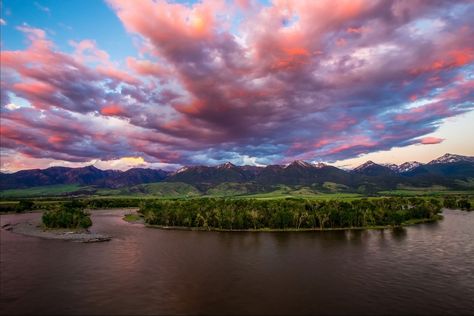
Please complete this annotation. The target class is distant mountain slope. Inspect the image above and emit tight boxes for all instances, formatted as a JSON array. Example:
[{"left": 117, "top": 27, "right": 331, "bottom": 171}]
[
  {"left": 0, "top": 166, "right": 168, "bottom": 190},
  {"left": 353, "top": 161, "right": 397, "bottom": 177},
  {"left": 404, "top": 161, "right": 474, "bottom": 179},
  {"left": 124, "top": 182, "right": 201, "bottom": 197},
  {"left": 105, "top": 168, "right": 169, "bottom": 188},
  {"left": 253, "top": 161, "right": 353, "bottom": 186},
  {"left": 167, "top": 163, "right": 254, "bottom": 185},
  {"left": 428, "top": 153, "right": 474, "bottom": 164},
  {"left": 398, "top": 161, "right": 422, "bottom": 173},
  {"left": 1, "top": 153, "right": 473, "bottom": 193}
]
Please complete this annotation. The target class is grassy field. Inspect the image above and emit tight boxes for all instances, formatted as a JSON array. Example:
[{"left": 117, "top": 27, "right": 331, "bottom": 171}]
[
  {"left": 378, "top": 187, "right": 473, "bottom": 196},
  {"left": 1, "top": 182, "right": 473, "bottom": 202},
  {"left": 0, "top": 184, "right": 86, "bottom": 199},
  {"left": 96, "top": 182, "right": 202, "bottom": 198},
  {"left": 206, "top": 184, "right": 362, "bottom": 200},
  {"left": 378, "top": 190, "right": 471, "bottom": 196},
  {"left": 205, "top": 182, "right": 251, "bottom": 196}
]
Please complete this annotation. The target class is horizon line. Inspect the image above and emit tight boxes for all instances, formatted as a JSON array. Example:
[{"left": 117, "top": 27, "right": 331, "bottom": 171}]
[{"left": 1, "top": 152, "right": 472, "bottom": 174}]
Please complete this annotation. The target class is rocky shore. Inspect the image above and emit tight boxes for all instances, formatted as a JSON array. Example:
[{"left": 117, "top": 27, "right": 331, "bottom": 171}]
[{"left": 1, "top": 218, "right": 111, "bottom": 243}]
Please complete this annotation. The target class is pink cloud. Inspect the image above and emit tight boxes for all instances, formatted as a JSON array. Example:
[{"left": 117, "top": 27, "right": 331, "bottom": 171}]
[
  {"left": 126, "top": 57, "right": 169, "bottom": 78},
  {"left": 100, "top": 104, "right": 125, "bottom": 116},
  {"left": 347, "top": 26, "right": 367, "bottom": 34},
  {"left": 101, "top": 104, "right": 126, "bottom": 116},
  {"left": 394, "top": 102, "right": 458, "bottom": 123},
  {"left": 419, "top": 137, "right": 444, "bottom": 145},
  {"left": 48, "top": 135, "right": 67, "bottom": 144},
  {"left": 70, "top": 39, "right": 110, "bottom": 64},
  {"left": 13, "top": 81, "right": 55, "bottom": 96},
  {"left": 97, "top": 66, "right": 139, "bottom": 85}
]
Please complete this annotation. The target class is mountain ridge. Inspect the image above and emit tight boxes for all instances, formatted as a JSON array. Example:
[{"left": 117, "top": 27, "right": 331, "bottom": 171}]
[{"left": 1, "top": 154, "right": 473, "bottom": 192}]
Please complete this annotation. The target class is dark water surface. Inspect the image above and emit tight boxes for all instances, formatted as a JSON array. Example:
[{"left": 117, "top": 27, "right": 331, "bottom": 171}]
[{"left": 1, "top": 209, "right": 473, "bottom": 315}]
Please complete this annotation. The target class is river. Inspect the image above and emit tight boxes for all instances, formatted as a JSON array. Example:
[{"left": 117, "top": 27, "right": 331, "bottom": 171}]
[{"left": 1, "top": 209, "right": 473, "bottom": 315}]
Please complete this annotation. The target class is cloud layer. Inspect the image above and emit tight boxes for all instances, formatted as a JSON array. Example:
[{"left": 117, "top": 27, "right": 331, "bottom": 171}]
[{"left": 1, "top": 0, "right": 473, "bottom": 170}]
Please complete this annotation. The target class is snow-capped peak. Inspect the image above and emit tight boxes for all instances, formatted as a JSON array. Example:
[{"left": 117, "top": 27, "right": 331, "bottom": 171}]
[
  {"left": 217, "top": 162, "right": 236, "bottom": 169},
  {"left": 382, "top": 163, "right": 399, "bottom": 171},
  {"left": 175, "top": 166, "right": 189, "bottom": 174},
  {"left": 285, "top": 160, "right": 314, "bottom": 168},
  {"left": 314, "top": 162, "right": 327, "bottom": 168},
  {"left": 354, "top": 160, "right": 377, "bottom": 171},
  {"left": 398, "top": 161, "right": 422, "bottom": 172},
  {"left": 428, "top": 153, "right": 474, "bottom": 165}
]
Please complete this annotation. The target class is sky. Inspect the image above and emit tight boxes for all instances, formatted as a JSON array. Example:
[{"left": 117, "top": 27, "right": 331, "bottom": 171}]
[{"left": 0, "top": 0, "right": 473, "bottom": 172}]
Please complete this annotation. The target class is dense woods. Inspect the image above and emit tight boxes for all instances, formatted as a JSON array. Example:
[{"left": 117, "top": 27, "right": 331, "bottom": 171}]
[
  {"left": 42, "top": 201, "right": 92, "bottom": 229},
  {"left": 139, "top": 197, "right": 444, "bottom": 230}
]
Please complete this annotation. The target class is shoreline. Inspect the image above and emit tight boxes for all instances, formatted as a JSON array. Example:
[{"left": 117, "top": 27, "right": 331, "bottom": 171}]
[
  {"left": 1, "top": 210, "right": 442, "bottom": 240},
  {"left": 2, "top": 217, "right": 112, "bottom": 243},
  {"left": 140, "top": 216, "right": 441, "bottom": 233}
]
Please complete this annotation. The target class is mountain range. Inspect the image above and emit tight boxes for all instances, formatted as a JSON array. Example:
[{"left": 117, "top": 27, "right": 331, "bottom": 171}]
[{"left": 1, "top": 153, "right": 473, "bottom": 194}]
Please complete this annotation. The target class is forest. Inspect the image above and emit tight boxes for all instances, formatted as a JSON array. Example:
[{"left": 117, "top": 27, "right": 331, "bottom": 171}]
[{"left": 139, "top": 197, "right": 445, "bottom": 230}]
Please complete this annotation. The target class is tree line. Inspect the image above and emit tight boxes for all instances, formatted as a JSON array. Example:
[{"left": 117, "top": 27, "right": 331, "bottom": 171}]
[
  {"left": 139, "top": 197, "right": 444, "bottom": 230},
  {"left": 0, "top": 198, "right": 142, "bottom": 214},
  {"left": 443, "top": 196, "right": 471, "bottom": 210}
]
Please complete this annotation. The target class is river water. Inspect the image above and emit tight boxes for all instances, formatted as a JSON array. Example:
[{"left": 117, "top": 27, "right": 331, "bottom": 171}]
[{"left": 1, "top": 209, "right": 473, "bottom": 315}]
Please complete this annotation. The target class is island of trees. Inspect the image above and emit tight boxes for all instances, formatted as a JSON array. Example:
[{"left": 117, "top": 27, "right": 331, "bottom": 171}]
[
  {"left": 139, "top": 197, "right": 444, "bottom": 231},
  {"left": 42, "top": 201, "right": 92, "bottom": 229},
  {"left": 0, "top": 195, "right": 466, "bottom": 231}
]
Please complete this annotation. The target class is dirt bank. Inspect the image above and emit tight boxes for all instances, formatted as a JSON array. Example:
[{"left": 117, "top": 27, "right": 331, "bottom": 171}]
[{"left": 1, "top": 217, "right": 111, "bottom": 243}]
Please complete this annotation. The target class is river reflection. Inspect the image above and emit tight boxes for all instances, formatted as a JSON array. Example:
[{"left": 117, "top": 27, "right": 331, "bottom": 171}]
[{"left": 1, "top": 209, "right": 473, "bottom": 315}]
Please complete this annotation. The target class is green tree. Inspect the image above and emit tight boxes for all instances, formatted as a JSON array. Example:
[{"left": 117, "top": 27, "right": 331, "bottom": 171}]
[
  {"left": 42, "top": 202, "right": 92, "bottom": 229},
  {"left": 16, "top": 200, "right": 34, "bottom": 213}
]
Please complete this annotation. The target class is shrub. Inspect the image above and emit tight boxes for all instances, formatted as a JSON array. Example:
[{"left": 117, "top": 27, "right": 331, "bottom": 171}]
[
  {"left": 457, "top": 199, "right": 471, "bottom": 211},
  {"left": 16, "top": 200, "right": 34, "bottom": 213}
]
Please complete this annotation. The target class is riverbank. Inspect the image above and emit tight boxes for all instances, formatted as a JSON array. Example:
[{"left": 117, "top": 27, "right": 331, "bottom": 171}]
[
  {"left": 140, "top": 215, "right": 442, "bottom": 232},
  {"left": 1, "top": 216, "right": 111, "bottom": 242}
]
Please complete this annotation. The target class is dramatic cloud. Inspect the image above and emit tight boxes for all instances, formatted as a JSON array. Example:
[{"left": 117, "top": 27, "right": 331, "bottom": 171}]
[
  {"left": 1, "top": 0, "right": 473, "bottom": 171},
  {"left": 419, "top": 137, "right": 444, "bottom": 145}
]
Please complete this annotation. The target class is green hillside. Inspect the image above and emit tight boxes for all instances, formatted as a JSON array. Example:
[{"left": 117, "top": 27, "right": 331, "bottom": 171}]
[
  {"left": 0, "top": 184, "right": 86, "bottom": 198},
  {"left": 135, "top": 182, "right": 201, "bottom": 197}
]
